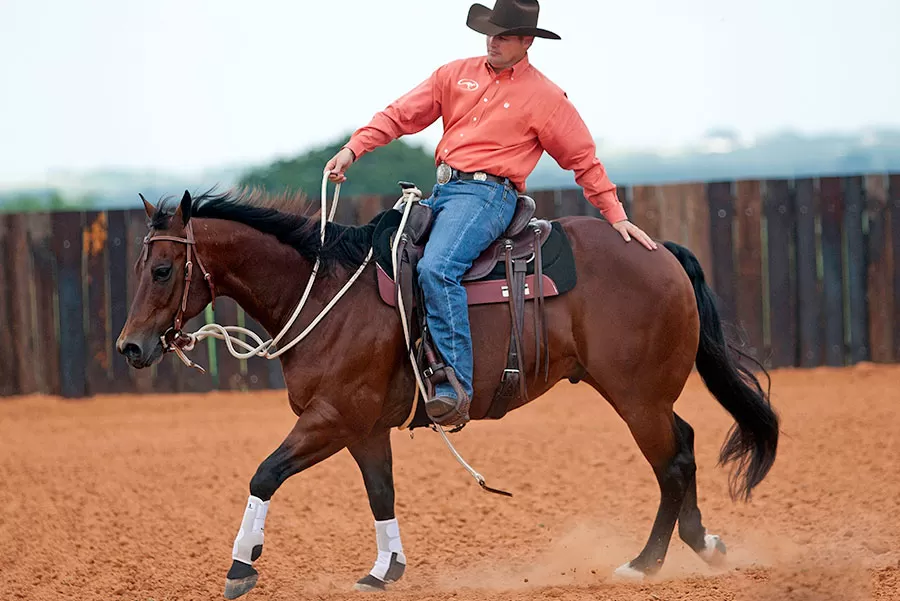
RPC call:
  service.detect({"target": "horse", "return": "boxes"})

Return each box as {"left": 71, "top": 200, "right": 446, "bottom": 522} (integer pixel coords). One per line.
{"left": 115, "top": 185, "right": 779, "bottom": 599}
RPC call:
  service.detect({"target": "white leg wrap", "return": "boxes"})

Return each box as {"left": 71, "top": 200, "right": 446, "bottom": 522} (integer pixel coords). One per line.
{"left": 699, "top": 533, "right": 724, "bottom": 562}
{"left": 369, "top": 518, "right": 406, "bottom": 581}
{"left": 232, "top": 495, "right": 270, "bottom": 564}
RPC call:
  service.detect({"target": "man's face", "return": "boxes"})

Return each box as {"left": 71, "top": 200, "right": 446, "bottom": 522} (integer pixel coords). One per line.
{"left": 486, "top": 35, "right": 533, "bottom": 70}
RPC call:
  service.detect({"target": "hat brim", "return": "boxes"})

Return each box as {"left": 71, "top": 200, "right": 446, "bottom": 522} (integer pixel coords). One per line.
{"left": 466, "top": 4, "right": 561, "bottom": 40}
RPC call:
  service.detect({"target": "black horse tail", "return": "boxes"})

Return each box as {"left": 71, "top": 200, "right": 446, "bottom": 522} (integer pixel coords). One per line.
{"left": 663, "top": 241, "right": 780, "bottom": 501}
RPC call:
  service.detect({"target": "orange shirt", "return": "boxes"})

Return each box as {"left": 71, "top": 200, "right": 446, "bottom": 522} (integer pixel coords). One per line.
{"left": 344, "top": 54, "right": 627, "bottom": 224}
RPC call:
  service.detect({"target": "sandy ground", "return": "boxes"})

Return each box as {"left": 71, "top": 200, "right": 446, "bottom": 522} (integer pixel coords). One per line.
{"left": 1, "top": 363, "right": 899, "bottom": 601}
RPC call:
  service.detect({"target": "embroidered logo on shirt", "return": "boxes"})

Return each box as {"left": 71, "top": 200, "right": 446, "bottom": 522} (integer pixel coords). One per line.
{"left": 457, "top": 78, "right": 479, "bottom": 91}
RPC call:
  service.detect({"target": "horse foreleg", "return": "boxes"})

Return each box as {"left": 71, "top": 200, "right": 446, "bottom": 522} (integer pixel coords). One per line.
{"left": 224, "top": 405, "right": 354, "bottom": 600}
{"left": 348, "top": 428, "right": 407, "bottom": 592}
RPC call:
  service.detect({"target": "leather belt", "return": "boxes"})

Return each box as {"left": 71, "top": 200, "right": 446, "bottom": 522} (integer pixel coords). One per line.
{"left": 437, "top": 162, "right": 512, "bottom": 188}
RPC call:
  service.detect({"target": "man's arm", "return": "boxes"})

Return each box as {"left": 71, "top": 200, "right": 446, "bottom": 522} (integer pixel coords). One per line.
{"left": 536, "top": 95, "right": 626, "bottom": 224}
{"left": 536, "top": 94, "right": 657, "bottom": 250}
{"left": 342, "top": 68, "right": 444, "bottom": 161}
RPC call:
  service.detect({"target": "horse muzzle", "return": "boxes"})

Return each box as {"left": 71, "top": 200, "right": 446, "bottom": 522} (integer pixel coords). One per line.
{"left": 116, "top": 333, "right": 164, "bottom": 369}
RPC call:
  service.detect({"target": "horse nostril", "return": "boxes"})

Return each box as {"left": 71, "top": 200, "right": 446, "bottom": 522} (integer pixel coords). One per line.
{"left": 122, "top": 342, "right": 142, "bottom": 360}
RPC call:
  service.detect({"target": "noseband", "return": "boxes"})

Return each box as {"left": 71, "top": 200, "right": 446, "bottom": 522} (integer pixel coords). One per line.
{"left": 140, "top": 220, "right": 217, "bottom": 370}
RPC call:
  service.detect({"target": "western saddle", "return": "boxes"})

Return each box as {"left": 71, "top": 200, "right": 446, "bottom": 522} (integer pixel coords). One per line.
{"left": 390, "top": 182, "right": 552, "bottom": 427}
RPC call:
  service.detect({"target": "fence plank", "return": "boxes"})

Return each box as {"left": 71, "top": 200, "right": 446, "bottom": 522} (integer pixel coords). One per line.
{"left": 683, "top": 183, "right": 713, "bottom": 288}
{"left": 734, "top": 180, "right": 765, "bottom": 363}
{"left": 106, "top": 210, "right": 133, "bottom": 392}
{"left": 28, "top": 214, "right": 59, "bottom": 395}
{"left": 764, "top": 179, "right": 797, "bottom": 368}
{"left": 52, "top": 211, "right": 87, "bottom": 398}
{"left": 658, "top": 183, "right": 686, "bottom": 244}
{"left": 0, "top": 215, "right": 16, "bottom": 396}
{"left": 531, "top": 189, "right": 556, "bottom": 221}
{"left": 865, "top": 175, "right": 893, "bottom": 363}
{"left": 215, "top": 297, "right": 245, "bottom": 390}
{"left": 707, "top": 181, "right": 736, "bottom": 320}
{"left": 793, "top": 179, "right": 822, "bottom": 367}
{"left": 631, "top": 185, "right": 661, "bottom": 241}
{"left": 820, "top": 177, "right": 845, "bottom": 366}
{"left": 891, "top": 174, "right": 900, "bottom": 361}
{"left": 7, "top": 215, "right": 38, "bottom": 395}
{"left": 83, "top": 211, "right": 113, "bottom": 395}
{"left": 843, "top": 176, "right": 868, "bottom": 363}
{"left": 558, "top": 187, "right": 586, "bottom": 218}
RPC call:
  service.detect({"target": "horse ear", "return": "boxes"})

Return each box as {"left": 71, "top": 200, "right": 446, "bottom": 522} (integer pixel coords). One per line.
{"left": 140, "top": 193, "right": 155, "bottom": 219}
{"left": 174, "top": 190, "right": 192, "bottom": 226}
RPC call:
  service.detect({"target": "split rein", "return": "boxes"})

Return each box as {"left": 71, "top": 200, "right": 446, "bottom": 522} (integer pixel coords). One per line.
{"left": 142, "top": 172, "right": 511, "bottom": 497}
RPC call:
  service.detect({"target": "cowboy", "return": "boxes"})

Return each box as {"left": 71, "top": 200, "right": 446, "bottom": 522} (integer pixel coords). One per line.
{"left": 325, "top": 0, "right": 657, "bottom": 427}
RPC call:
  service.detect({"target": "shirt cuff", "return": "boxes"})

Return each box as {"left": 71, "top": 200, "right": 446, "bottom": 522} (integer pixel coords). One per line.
{"left": 595, "top": 190, "right": 627, "bottom": 224}
{"left": 343, "top": 139, "right": 365, "bottom": 161}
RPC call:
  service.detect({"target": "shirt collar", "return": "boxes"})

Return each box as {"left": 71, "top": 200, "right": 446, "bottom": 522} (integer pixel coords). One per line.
{"left": 483, "top": 53, "right": 531, "bottom": 78}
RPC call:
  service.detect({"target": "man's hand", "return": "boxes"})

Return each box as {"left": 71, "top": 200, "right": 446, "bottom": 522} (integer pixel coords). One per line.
{"left": 612, "top": 219, "right": 658, "bottom": 251}
{"left": 324, "top": 147, "right": 356, "bottom": 183}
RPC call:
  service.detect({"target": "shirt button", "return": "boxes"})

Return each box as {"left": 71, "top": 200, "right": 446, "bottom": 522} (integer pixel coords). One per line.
{"left": 472, "top": 117, "right": 477, "bottom": 122}
{"left": 483, "top": 97, "right": 488, "bottom": 102}
{"left": 444, "top": 149, "right": 449, "bottom": 153}
{"left": 460, "top": 133, "right": 464, "bottom": 137}
{"left": 495, "top": 80, "right": 499, "bottom": 84}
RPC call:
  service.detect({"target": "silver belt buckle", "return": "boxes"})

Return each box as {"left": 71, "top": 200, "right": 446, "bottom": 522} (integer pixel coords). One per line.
{"left": 436, "top": 163, "right": 452, "bottom": 184}
{"left": 473, "top": 171, "right": 487, "bottom": 181}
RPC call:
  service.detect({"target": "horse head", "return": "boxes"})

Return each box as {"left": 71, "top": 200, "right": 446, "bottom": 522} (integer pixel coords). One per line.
{"left": 116, "top": 190, "right": 215, "bottom": 369}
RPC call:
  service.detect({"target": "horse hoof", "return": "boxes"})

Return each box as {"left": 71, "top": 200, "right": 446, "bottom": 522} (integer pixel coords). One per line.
{"left": 353, "top": 574, "right": 387, "bottom": 592}
{"left": 224, "top": 573, "right": 259, "bottom": 599}
{"left": 698, "top": 534, "right": 727, "bottom": 567}
{"left": 612, "top": 562, "right": 646, "bottom": 581}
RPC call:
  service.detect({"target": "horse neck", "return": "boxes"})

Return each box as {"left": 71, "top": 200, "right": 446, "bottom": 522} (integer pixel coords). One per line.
{"left": 193, "top": 218, "right": 330, "bottom": 338}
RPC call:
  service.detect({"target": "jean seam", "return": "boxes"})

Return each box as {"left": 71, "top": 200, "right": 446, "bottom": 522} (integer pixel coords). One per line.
{"left": 436, "top": 189, "right": 495, "bottom": 370}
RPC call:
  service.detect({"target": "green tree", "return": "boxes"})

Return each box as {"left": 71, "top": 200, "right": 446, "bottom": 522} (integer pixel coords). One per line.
{"left": 239, "top": 133, "right": 437, "bottom": 199}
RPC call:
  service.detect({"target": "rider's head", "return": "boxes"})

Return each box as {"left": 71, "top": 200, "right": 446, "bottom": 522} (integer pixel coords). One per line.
{"left": 485, "top": 35, "right": 533, "bottom": 70}
{"left": 466, "top": 0, "right": 560, "bottom": 70}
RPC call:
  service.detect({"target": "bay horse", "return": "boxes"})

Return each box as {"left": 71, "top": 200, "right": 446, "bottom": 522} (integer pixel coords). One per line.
{"left": 116, "top": 186, "right": 779, "bottom": 598}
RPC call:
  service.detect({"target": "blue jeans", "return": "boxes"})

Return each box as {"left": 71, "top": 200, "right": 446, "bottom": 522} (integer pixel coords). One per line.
{"left": 417, "top": 179, "right": 518, "bottom": 400}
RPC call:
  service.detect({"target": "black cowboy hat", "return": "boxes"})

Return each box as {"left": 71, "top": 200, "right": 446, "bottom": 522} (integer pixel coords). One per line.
{"left": 466, "top": 0, "right": 561, "bottom": 40}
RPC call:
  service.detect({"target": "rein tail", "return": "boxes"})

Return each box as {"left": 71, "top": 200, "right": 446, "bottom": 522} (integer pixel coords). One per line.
{"left": 663, "top": 241, "right": 780, "bottom": 502}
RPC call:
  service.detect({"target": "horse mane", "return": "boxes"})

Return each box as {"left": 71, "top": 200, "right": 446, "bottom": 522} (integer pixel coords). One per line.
{"left": 149, "top": 187, "right": 378, "bottom": 274}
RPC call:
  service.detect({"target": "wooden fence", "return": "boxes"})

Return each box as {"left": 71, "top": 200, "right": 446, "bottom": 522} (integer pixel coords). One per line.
{"left": 1, "top": 172, "right": 898, "bottom": 398}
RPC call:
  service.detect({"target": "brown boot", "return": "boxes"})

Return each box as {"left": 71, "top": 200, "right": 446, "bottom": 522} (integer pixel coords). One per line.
{"left": 425, "top": 392, "right": 471, "bottom": 427}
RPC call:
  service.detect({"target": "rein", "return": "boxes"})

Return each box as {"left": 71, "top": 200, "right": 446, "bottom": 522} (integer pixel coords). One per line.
{"left": 146, "top": 172, "right": 509, "bottom": 496}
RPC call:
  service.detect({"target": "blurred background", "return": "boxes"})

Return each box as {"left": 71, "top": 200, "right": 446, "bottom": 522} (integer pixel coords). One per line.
{"left": 1, "top": 0, "right": 899, "bottom": 396}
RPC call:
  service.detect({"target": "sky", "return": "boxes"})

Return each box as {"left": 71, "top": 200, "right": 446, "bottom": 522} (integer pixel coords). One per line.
{"left": 1, "top": 0, "right": 898, "bottom": 185}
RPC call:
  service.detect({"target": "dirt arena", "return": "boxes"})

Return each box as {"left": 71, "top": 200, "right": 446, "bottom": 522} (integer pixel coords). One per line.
{"left": 2, "top": 363, "right": 899, "bottom": 601}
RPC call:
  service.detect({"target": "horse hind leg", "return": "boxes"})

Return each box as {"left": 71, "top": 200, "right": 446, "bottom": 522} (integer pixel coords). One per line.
{"left": 674, "top": 413, "right": 728, "bottom": 567}
{"left": 611, "top": 404, "right": 695, "bottom": 580}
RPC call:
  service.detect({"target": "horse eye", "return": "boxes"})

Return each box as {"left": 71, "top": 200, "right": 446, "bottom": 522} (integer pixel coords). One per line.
{"left": 152, "top": 265, "right": 172, "bottom": 282}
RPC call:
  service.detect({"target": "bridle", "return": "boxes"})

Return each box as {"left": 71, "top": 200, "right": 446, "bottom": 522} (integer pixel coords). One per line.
{"left": 140, "top": 220, "right": 217, "bottom": 371}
